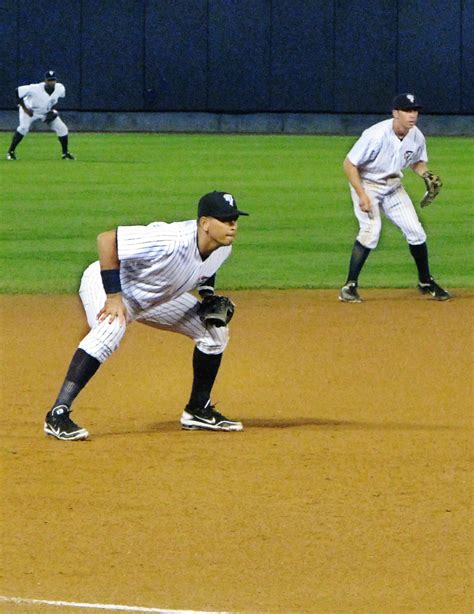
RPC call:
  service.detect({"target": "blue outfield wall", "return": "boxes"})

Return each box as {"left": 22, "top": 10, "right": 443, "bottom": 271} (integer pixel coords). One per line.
{"left": 0, "top": 0, "right": 473, "bottom": 115}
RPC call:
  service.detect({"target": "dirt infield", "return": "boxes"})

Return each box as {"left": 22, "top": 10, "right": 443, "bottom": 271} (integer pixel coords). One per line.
{"left": 1, "top": 290, "right": 472, "bottom": 613}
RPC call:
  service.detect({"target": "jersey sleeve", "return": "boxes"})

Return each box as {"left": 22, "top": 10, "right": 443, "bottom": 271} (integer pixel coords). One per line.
{"left": 17, "top": 85, "right": 31, "bottom": 99}
{"left": 57, "top": 83, "right": 66, "bottom": 99}
{"left": 347, "top": 130, "right": 381, "bottom": 167}
{"left": 117, "top": 223, "right": 175, "bottom": 262}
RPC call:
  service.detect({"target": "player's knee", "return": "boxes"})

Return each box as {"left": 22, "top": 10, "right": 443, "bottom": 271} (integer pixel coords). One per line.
{"left": 406, "top": 226, "right": 427, "bottom": 245}
{"left": 78, "top": 319, "right": 126, "bottom": 363}
{"left": 54, "top": 120, "right": 68, "bottom": 137}
{"left": 17, "top": 126, "right": 29, "bottom": 136}
{"left": 196, "top": 326, "right": 229, "bottom": 355}
{"left": 357, "top": 223, "right": 381, "bottom": 250}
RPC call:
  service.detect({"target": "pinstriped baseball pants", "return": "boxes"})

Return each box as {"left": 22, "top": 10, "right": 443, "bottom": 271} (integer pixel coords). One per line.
{"left": 351, "top": 179, "right": 427, "bottom": 250}
{"left": 17, "top": 107, "right": 68, "bottom": 137}
{"left": 78, "top": 262, "right": 229, "bottom": 363}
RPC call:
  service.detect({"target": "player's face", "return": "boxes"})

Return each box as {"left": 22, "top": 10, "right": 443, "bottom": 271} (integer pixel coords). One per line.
{"left": 393, "top": 109, "right": 419, "bottom": 131}
{"left": 205, "top": 216, "right": 239, "bottom": 245}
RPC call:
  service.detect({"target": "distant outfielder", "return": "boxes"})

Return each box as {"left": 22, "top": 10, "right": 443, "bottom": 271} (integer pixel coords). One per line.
{"left": 339, "top": 93, "right": 449, "bottom": 303}
{"left": 44, "top": 191, "right": 248, "bottom": 441}
{"left": 7, "top": 70, "right": 75, "bottom": 161}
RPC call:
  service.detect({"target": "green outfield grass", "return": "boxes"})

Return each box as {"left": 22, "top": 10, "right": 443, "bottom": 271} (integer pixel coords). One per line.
{"left": 0, "top": 132, "right": 472, "bottom": 293}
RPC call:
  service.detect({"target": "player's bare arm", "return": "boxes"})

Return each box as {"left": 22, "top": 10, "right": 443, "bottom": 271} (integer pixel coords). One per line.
{"left": 97, "top": 229, "right": 127, "bottom": 325}
{"left": 343, "top": 157, "right": 372, "bottom": 213}
{"left": 410, "top": 160, "right": 428, "bottom": 176}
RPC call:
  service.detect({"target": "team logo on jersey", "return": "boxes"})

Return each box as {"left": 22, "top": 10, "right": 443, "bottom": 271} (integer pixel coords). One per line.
{"left": 223, "top": 193, "right": 235, "bottom": 207}
{"left": 404, "top": 150, "right": 414, "bottom": 163}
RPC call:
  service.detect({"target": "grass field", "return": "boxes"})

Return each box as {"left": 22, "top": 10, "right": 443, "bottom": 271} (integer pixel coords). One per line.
{"left": 0, "top": 132, "right": 472, "bottom": 293}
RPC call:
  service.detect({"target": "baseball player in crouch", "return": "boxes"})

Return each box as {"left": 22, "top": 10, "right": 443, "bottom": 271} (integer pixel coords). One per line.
{"left": 44, "top": 191, "right": 248, "bottom": 440}
{"left": 7, "top": 70, "right": 75, "bottom": 160}
{"left": 339, "top": 93, "right": 449, "bottom": 302}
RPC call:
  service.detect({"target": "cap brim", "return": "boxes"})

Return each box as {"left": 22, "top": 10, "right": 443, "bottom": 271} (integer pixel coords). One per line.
{"left": 211, "top": 210, "right": 249, "bottom": 219}
{"left": 395, "top": 105, "right": 421, "bottom": 110}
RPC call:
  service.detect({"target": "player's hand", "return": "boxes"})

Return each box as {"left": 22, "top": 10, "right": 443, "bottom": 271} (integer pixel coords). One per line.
{"left": 97, "top": 294, "right": 127, "bottom": 326}
{"left": 358, "top": 192, "right": 373, "bottom": 219}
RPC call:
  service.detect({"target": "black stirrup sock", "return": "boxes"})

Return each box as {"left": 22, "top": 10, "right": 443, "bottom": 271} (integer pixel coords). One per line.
{"left": 346, "top": 240, "right": 371, "bottom": 284}
{"left": 409, "top": 242, "right": 431, "bottom": 283}
{"left": 187, "top": 348, "right": 223, "bottom": 409}
{"left": 53, "top": 349, "right": 100, "bottom": 408}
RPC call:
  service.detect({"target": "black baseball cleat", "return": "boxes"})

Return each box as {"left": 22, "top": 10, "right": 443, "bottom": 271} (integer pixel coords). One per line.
{"left": 7, "top": 151, "right": 17, "bottom": 160}
{"left": 62, "top": 152, "right": 75, "bottom": 160}
{"left": 180, "top": 403, "right": 243, "bottom": 431}
{"left": 44, "top": 405, "right": 89, "bottom": 441}
{"left": 339, "top": 282, "right": 362, "bottom": 303}
{"left": 418, "top": 278, "right": 451, "bottom": 301}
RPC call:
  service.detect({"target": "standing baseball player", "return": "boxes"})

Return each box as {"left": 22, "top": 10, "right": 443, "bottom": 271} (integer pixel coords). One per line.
{"left": 339, "top": 93, "right": 449, "bottom": 302}
{"left": 44, "top": 191, "right": 248, "bottom": 440}
{"left": 6, "top": 70, "right": 75, "bottom": 161}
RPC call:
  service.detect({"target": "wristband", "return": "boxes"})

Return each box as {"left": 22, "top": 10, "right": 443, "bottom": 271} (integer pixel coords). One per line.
{"left": 100, "top": 269, "right": 122, "bottom": 294}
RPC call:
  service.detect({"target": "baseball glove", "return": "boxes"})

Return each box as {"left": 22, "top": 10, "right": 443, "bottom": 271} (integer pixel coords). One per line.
{"left": 44, "top": 110, "right": 58, "bottom": 124}
{"left": 420, "top": 171, "right": 443, "bottom": 208}
{"left": 198, "top": 294, "right": 235, "bottom": 328}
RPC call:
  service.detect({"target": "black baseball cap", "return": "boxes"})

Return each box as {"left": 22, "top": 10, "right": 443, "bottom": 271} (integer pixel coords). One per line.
{"left": 44, "top": 70, "right": 57, "bottom": 81}
{"left": 392, "top": 93, "right": 422, "bottom": 110}
{"left": 198, "top": 191, "right": 249, "bottom": 219}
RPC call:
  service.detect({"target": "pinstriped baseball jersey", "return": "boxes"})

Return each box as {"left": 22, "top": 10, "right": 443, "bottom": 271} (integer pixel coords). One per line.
{"left": 347, "top": 119, "right": 427, "bottom": 183}
{"left": 17, "top": 82, "right": 66, "bottom": 116}
{"left": 116, "top": 220, "right": 232, "bottom": 309}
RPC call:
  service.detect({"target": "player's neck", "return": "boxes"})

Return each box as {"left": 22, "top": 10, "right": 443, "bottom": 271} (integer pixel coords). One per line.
{"left": 392, "top": 118, "right": 409, "bottom": 139}
{"left": 196, "top": 226, "right": 218, "bottom": 260}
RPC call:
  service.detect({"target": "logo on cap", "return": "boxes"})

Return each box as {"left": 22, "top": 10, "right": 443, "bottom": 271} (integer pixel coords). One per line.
{"left": 407, "top": 94, "right": 415, "bottom": 103}
{"left": 223, "top": 194, "right": 235, "bottom": 207}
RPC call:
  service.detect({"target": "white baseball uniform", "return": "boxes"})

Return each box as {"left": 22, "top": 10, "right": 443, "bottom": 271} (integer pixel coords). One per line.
{"left": 16, "top": 82, "right": 68, "bottom": 136}
{"left": 78, "top": 220, "right": 232, "bottom": 363}
{"left": 347, "top": 118, "right": 427, "bottom": 249}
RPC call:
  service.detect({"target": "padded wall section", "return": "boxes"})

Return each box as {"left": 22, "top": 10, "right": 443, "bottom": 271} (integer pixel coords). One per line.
{"left": 398, "top": 0, "right": 461, "bottom": 113}
{"left": 334, "top": 0, "right": 397, "bottom": 113}
{"left": 144, "top": 0, "right": 207, "bottom": 111}
{"left": 461, "top": 0, "right": 474, "bottom": 112}
{"left": 207, "top": 0, "right": 271, "bottom": 111}
{"left": 0, "top": 0, "right": 18, "bottom": 108}
{"left": 81, "top": 0, "right": 144, "bottom": 110}
{"left": 271, "top": 0, "right": 334, "bottom": 111}
{"left": 15, "top": 0, "right": 81, "bottom": 108}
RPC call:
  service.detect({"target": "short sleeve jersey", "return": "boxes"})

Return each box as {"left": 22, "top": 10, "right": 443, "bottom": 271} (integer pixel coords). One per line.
{"left": 347, "top": 118, "right": 428, "bottom": 182}
{"left": 17, "top": 82, "right": 66, "bottom": 115}
{"left": 116, "top": 219, "right": 232, "bottom": 309}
